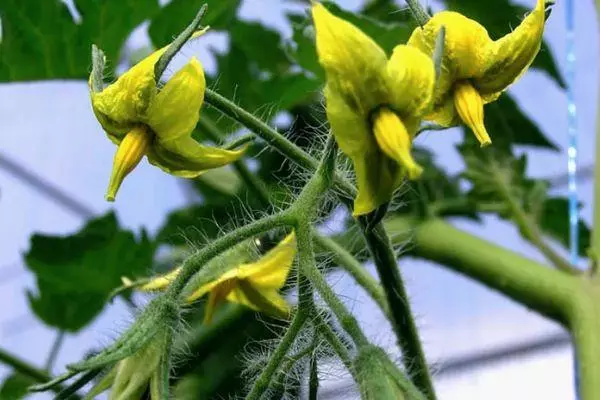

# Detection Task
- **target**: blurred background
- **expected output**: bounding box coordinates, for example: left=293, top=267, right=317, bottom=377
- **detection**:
left=0, top=0, right=596, bottom=398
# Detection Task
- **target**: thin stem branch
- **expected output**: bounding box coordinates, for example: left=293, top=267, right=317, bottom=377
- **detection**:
left=203, top=89, right=356, bottom=200
left=45, top=330, right=65, bottom=371
left=245, top=310, right=308, bottom=400
left=313, top=233, right=389, bottom=317
left=358, top=220, right=436, bottom=399
left=297, top=224, right=369, bottom=349
left=313, top=312, right=354, bottom=373
left=0, top=348, right=75, bottom=396
left=495, top=174, right=578, bottom=274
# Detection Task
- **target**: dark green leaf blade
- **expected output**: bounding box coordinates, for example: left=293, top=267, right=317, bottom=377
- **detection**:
left=486, top=94, right=558, bottom=151
left=540, top=197, right=591, bottom=257
left=0, top=374, right=33, bottom=400
left=0, top=0, right=159, bottom=81
left=24, top=212, right=155, bottom=332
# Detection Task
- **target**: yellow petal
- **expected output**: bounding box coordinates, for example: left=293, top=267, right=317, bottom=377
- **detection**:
left=385, top=45, right=435, bottom=118
left=408, top=11, right=494, bottom=119
left=147, top=58, right=206, bottom=142
left=90, top=28, right=208, bottom=138
left=229, top=283, right=290, bottom=319
left=453, top=81, right=491, bottom=147
left=139, top=267, right=182, bottom=291
left=312, top=2, right=388, bottom=115
left=324, top=84, right=371, bottom=157
left=187, top=266, right=242, bottom=303
left=351, top=149, right=402, bottom=217
left=372, top=109, right=423, bottom=179
left=202, top=280, right=237, bottom=324
left=148, top=137, right=247, bottom=177
left=475, top=0, right=546, bottom=97
left=105, top=125, right=152, bottom=202
left=239, top=233, right=296, bottom=289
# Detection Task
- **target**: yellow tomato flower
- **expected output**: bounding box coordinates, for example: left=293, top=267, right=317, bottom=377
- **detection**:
left=135, top=233, right=296, bottom=324
left=312, top=3, right=435, bottom=216
left=408, top=0, right=548, bottom=146
left=90, top=29, right=246, bottom=201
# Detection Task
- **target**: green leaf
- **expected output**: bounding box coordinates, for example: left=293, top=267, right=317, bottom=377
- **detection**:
left=440, top=0, right=565, bottom=88
left=486, top=94, right=558, bottom=151
left=24, top=212, right=155, bottom=332
left=540, top=198, right=591, bottom=257
left=0, top=374, right=32, bottom=400
left=0, top=0, right=159, bottom=81
left=148, top=0, right=241, bottom=47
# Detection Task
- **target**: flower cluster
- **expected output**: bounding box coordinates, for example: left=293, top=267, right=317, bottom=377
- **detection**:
left=312, top=0, right=548, bottom=215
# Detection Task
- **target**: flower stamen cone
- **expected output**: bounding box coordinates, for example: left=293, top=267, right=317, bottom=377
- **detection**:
left=372, top=109, right=423, bottom=179
left=106, top=126, right=153, bottom=201
left=453, top=81, right=491, bottom=147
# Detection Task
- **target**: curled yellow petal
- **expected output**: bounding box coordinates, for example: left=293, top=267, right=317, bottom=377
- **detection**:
left=148, top=137, right=247, bottom=178
left=312, top=2, right=388, bottom=114
left=106, top=125, right=152, bottom=201
left=408, top=11, right=493, bottom=104
left=372, top=108, right=422, bottom=180
left=453, top=81, right=491, bottom=147
left=475, top=0, right=546, bottom=97
left=240, top=233, right=296, bottom=289
left=147, top=58, right=206, bottom=142
left=203, top=280, right=236, bottom=324
left=351, top=151, right=401, bottom=217
left=385, top=45, right=435, bottom=118
left=90, top=28, right=209, bottom=138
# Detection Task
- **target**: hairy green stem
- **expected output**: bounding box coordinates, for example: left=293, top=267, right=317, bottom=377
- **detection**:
left=313, top=312, right=355, bottom=374
left=405, top=0, right=430, bottom=26
left=297, top=224, right=370, bottom=349
left=385, top=217, right=580, bottom=323
left=309, top=345, right=319, bottom=400
left=45, top=330, right=65, bottom=372
left=313, top=233, right=389, bottom=317
left=245, top=310, right=308, bottom=400
left=166, top=212, right=292, bottom=297
left=358, top=220, right=436, bottom=399
left=206, top=88, right=429, bottom=395
left=203, top=89, right=356, bottom=199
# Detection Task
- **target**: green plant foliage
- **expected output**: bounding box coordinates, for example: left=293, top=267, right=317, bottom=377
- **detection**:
left=24, top=212, right=155, bottom=331
left=459, top=140, right=591, bottom=256
left=0, top=0, right=159, bottom=81
left=0, top=374, right=32, bottom=400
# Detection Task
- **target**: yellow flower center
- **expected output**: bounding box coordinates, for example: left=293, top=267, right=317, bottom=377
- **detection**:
left=106, top=125, right=153, bottom=201
left=372, top=108, right=423, bottom=180
left=203, top=279, right=237, bottom=324
left=453, top=81, right=492, bottom=147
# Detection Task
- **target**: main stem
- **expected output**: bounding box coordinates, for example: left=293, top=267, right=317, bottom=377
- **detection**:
left=571, top=281, right=600, bottom=400
left=359, top=221, right=436, bottom=399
